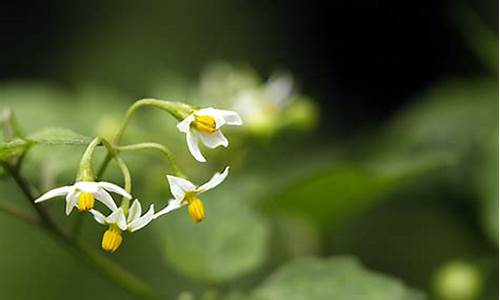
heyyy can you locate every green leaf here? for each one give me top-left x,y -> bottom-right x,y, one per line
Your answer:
263,152 -> 452,228
156,186 -> 270,283
252,256 -> 424,300
27,128 -> 92,145
0,139 -> 31,162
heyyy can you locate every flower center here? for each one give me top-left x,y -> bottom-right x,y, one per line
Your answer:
193,115 -> 216,133
101,226 -> 123,253
77,192 -> 95,211
186,194 -> 205,223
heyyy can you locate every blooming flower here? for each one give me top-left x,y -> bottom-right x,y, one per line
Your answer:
34,181 -> 130,215
177,108 -> 242,162
90,200 -> 155,252
154,167 -> 230,223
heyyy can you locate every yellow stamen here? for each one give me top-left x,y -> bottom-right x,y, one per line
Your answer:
193,115 -> 216,133
77,192 -> 95,211
187,194 -> 205,223
101,227 -> 123,253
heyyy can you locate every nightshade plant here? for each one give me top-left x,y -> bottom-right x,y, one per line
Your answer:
0,99 -> 241,299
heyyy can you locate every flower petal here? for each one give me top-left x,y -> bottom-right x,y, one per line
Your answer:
153,199 -> 184,219
197,107 -> 242,127
127,199 -> 142,223
167,175 -> 195,200
94,189 -> 118,212
97,182 -> 131,199
89,209 -> 107,225
108,208 -> 127,230
128,205 -> 155,232
177,114 -> 195,133
218,109 -> 243,126
74,181 -> 100,193
65,190 -> 78,215
196,166 -> 230,193
198,130 -> 228,149
186,130 -> 206,162
34,185 -> 73,203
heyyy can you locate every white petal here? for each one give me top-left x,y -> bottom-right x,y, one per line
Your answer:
186,130 -> 206,162
34,185 -> 73,203
65,190 -> 78,215
128,205 -> 155,232
108,208 -> 127,230
177,114 -> 195,133
167,175 -> 195,200
153,199 -> 184,219
94,189 -> 118,212
198,130 -> 228,149
218,109 -> 243,126
197,166 -> 230,193
127,199 -> 142,223
197,107 -> 242,127
89,209 -> 107,225
264,73 -> 294,106
97,182 -> 131,199
74,181 -> 100,193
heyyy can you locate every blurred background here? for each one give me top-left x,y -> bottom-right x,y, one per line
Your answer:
0,1 -> 498,300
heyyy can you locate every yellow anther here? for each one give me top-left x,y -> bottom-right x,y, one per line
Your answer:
101,227 -> 123,253
77,192 -> 95,211
193,115 -> 216,133
187,195 -> 205,223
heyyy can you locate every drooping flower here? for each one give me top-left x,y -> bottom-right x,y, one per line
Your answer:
154,167 -> 229,223
34,181 -> 130,215
177,108 -> 242,162
90,200 -> 155,252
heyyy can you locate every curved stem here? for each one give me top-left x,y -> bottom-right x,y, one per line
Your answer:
117,143 -> 185,178
113,98 -> 193,144
114,155 -> 132,213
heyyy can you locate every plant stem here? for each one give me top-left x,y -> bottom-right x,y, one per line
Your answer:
6,164 -> 164,300
117,143 -> 185,178
113,98 -> 193,144
0,202 -> 39,225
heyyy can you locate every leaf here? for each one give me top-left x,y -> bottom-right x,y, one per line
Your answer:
263,152 -> 453,228
156,185 -> 270,284
27,128 -> 92,145
252,256 -> 425,300
0,139 -> 31,162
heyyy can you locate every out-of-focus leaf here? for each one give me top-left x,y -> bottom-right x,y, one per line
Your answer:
157,186 -> 269,284
476,128 -> 498,244
0,139 -> 31,162
252,256 -> 424,300
368,79 -> 498,243
263,152 -> 453,228
27,128 -> 92,145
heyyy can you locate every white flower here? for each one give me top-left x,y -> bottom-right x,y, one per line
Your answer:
154,167 -> 229,223
232,73 -> 295,134
177,108 -> 242,162
34,181 -> 131,215
90,200 -> 155,252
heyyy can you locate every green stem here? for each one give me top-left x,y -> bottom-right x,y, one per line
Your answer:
0,202 -> 39,225
117,143 -> 185,178
113,98 -> 193,144
114,155 -> 132,213
6,164 -> 163,300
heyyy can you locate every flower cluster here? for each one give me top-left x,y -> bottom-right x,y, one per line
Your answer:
34,102 -> 241,252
